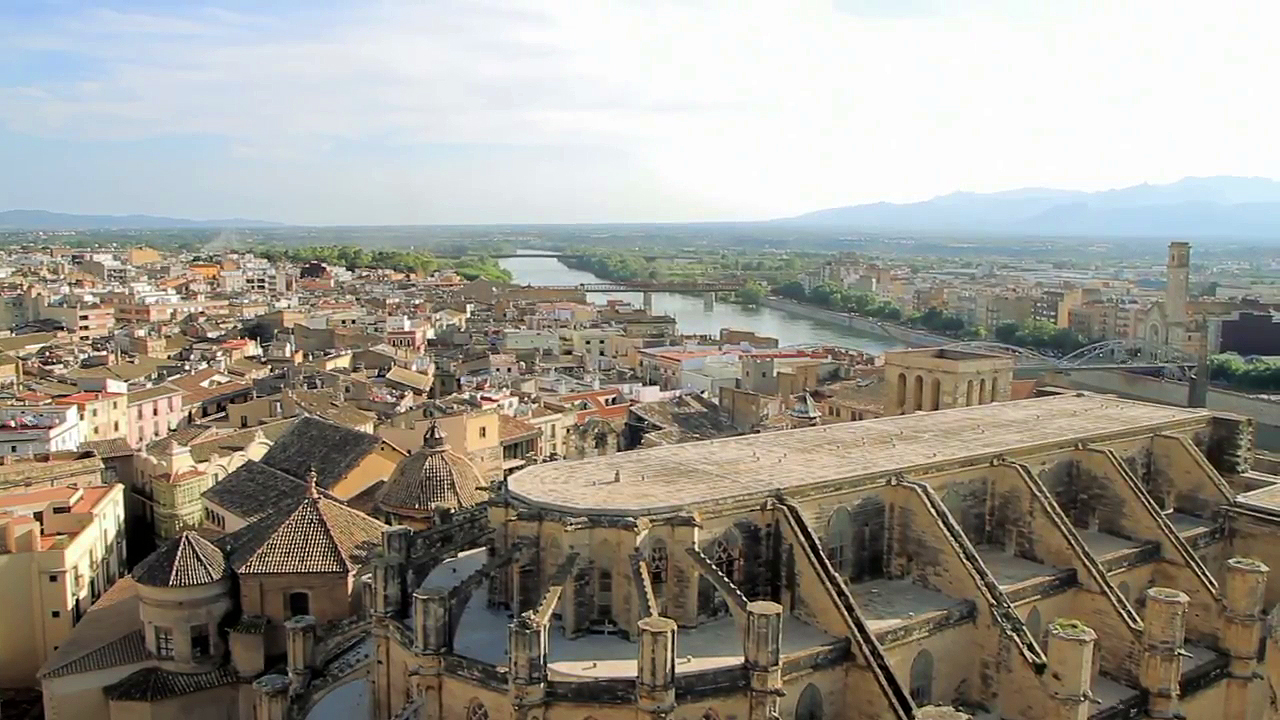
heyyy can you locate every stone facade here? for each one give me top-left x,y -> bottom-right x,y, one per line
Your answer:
354,394 -> 1280,720
39,393 -> 1280,720
883,347 -> 1014,415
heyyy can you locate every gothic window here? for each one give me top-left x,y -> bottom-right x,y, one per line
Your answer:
1025,607 -> 1042,646
824,507 -> 854,577
648,542 -> 668,587
978,377 -> 987,404
965,379 -> 975,406
466,699 -> 488,720
711,529 -> 741,583
909,649 -> 934,706
796,683 -> 824,720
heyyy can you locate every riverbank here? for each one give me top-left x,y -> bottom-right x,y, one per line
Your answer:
501,253 -> 904,352
760,297 -> 952,348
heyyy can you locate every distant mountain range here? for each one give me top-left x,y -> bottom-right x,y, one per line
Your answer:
786,176 -> 1280,239
6,176 -> 1280,238
0,209 -> 283,230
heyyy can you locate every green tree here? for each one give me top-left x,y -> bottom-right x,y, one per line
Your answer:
877,302 -> 903,321
774,280 -> 807,301
994,322 -> 1020,344
736,281 -> 767,305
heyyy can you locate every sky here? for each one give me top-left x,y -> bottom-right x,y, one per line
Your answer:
0,0 -> 1277,225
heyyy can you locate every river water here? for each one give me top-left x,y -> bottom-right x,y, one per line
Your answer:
499,253 -> 903,353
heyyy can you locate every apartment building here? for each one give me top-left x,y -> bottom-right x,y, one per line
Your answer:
0,482 -> 125,686
500,328 -> 562,354
108,291 -> 229,324
125,385 -> 184,449
38,301 -> 114,341
1068,300 -> 1142,341
0,405 -> 83,457
571,327 -> 623,369
1030,287 -> 1100,329
60,391 -> 129,444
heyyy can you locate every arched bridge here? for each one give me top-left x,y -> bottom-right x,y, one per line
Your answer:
940,339 -> 1201,373
522,281 -> 744,293
434,251 -> 703,261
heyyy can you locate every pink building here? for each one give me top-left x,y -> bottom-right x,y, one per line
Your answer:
125,385 -> 185,448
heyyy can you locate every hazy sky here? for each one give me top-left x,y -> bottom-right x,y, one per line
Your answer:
1,0 -> 1276,225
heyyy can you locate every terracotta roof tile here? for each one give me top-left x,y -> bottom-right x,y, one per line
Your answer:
259,415 -> 387,489
82,437 -> 135,458
40,629 -> 147,679
498,414 -> 540,443
378,449 -> 485,515
104,666 -> 240,701
201,461 -> 306,525
133,532 -> 228,588
227,495 -> 386,575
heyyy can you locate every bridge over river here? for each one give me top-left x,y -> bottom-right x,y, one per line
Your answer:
526,281 -> 743,293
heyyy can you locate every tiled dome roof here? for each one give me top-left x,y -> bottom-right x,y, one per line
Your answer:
133,532 -> 227,588
377,422 -> 487,515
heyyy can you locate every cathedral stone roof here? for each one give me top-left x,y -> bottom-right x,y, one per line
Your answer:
509,394 -> 1210,516
225,472 -> 387,575
377,422 -> 486,515
133,532 -> 228,588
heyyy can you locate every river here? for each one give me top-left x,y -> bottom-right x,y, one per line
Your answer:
498,253 -> 904,354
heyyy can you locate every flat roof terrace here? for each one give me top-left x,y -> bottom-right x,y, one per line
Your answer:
508,394 -> 1209,516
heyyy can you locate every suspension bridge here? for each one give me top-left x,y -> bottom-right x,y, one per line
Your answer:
781,338 -> 1202,376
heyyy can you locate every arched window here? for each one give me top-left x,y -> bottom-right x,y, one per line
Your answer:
796,683 -> 823,720
978,378 -> 988,404
909,649 -> 934,706
648,541 -> 669,588
912,375 -> 924,411
711,529 -> 741,583
990,376 -> 1000,403
466,699 -> 488,720
965,379 -> 975,406
288,591 -> 310,618
928,376 -> 942,411
895,372 -> 908,412
824,507 -> 854,577
1026,606 -> 1042,645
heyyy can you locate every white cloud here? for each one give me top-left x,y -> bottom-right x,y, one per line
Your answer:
1,0 -> 1277,223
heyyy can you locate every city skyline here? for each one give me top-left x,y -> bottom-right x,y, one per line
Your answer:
2,0 -> 1278,225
